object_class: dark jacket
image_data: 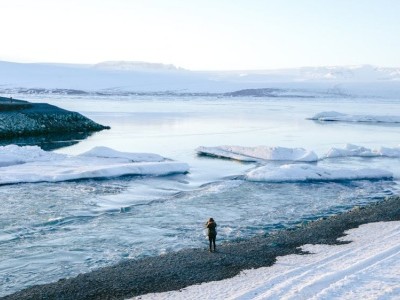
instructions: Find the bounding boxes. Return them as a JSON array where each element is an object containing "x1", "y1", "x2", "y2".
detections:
[{"x1": 206, "y1": 221, "x2": 217, "y2": 237}]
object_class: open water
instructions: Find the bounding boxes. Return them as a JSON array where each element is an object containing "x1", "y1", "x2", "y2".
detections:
[{"x1": 1, "y1": 95, "x2": 400, "y2": 296}]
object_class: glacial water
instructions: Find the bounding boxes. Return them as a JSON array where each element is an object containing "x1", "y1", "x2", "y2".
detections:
[{"x1": 1, "y1": 95, "x2": 400, "y2": 296}]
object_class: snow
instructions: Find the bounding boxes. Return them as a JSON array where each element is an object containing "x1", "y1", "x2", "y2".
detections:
[
  {"x1": 93, "y1": 61, "x2": 183, "y2": 72},
  {"x1": 197, "y1": 144, "x2": 400, "y2": 162},
  {"x1": 245, "y1": 164, "x2": 393, "y2": 182},
  {"x1": 79, "y1": 146, "x2": 165, "y2": 162},
  {"x1": 1, "y1": 60, "x2": 400, "y2": 96},
  {"x1": 309, "y1": 111, "x2": 400, "y2": 123},
  {"x1": 0, "y1": 144, "x2": 64, "y2": 167},
  {"x1": 0, "y1": 145, "x2": 189, "y2": 184},
  {"x1": 196, "y1": 146, "x2": 318, "y2": 162},
  {"x1": 196, "y1": 144, "x2": 398, "y2": 182},
  {"x1": 324, "y1": 144, "x2": 400, "y2": 159},
  {"x1": 377, "y1": 146, "x2": 400, "y2": 158},
  {"x1": 131, "y1": 221, "x2": 400, "y2": 300}
]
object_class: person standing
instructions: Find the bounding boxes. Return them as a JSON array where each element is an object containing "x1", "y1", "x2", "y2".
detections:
[{"x1": 205, "y1": 217, "x2": 217, "y2": 252}]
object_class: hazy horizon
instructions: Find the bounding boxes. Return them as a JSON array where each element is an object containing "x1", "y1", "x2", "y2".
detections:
[
  {"x1": 1, "y1": 59, "x2": 399, "y2": 73},
  {"x1": 1, "y1": 0, "x2": 399, "y2": 70}
]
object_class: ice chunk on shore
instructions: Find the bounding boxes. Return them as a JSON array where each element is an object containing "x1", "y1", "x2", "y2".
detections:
[
  {"x1": 309, "y1": 111, "x2": 400, "y2": 123},
  {"x1": 325, "y1": 144, "x2": 400, "y2": 158},
  {"x1": 246, "y1": 163, "x2": 393, "y2": 182},
  {"x1": 196, "y1": 145, "x2": 318, "y2": 162},
  {"x1": 0, "y1": 145, "x2": 189, "y2": 184}
]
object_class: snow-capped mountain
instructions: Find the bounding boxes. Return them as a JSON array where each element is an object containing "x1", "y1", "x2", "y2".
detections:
[
  {"x1": 93, "y1": 61, "x2": 185, "y2": 72},
  {"x1": 0, "y1": 60, "x2": 399, "y2": 97}
]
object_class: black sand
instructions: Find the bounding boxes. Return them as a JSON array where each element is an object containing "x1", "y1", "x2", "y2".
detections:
[{"x1": 2, "y1": 196, "x2": 400, "y2": 300}]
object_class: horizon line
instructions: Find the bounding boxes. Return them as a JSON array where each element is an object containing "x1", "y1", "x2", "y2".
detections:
[{"x1": 1, "y1": 59, "x2": 399, "y2": 72}]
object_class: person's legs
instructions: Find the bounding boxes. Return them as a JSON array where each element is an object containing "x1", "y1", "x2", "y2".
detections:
[
  {"x1": 212, "y1": 236, "x2": 216, "y2": 252},
  {"x1": 209, "y1": 237, "x2": 212, "y2": 251}
]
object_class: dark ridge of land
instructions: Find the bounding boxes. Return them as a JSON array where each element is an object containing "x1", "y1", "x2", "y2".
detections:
[
  {"x1": 2, "y1": 196, "x2": 400, "y2": 300},
  {"x1": 0, "y1": 96, "x2": 110, "y2": 149}
]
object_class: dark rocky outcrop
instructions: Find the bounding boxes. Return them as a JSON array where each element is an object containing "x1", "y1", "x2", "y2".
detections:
[{"x1": 0, "y1": 97, "x2": 110, "y2": 149}]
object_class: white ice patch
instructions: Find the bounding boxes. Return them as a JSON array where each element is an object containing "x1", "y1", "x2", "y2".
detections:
[
  {"x1": 79, "y1": 146, "x2": 165, "y2": 162},
  {"x1": 324, "y1": 143, "x2": 400, "y2": 158},
  {"x1": 377, "y1": 145, "x2": 400, "y2": 157},
  {"x1": 325, "y1": 144, "x2": 379, "y2": 158},
  {"x1": 245, "y1": 163, "x2": 393, "y2": 182},
  {"x1": 0, "y1": 145, "x2": 189, "y2": 184},
  {"x1": 309, "y1": 111, "x2": 400, "y2": 123},
  {"x1": 196, "y1": 145, "x2": 318, "y2": 162},
  {"x1": 0, "y1": 144, "x2": 65, "y2": 167}
]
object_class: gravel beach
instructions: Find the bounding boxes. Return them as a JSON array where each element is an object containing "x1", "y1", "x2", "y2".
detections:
[{"x1": 2, "y1": 196, "x2": 400, "y2": 300}]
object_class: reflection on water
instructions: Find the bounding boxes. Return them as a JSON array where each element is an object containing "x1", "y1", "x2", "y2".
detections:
[{"x1": 0, "y1": 131, "x2": 97, "y2": 151}]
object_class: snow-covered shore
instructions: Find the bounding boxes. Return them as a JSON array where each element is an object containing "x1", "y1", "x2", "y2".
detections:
[
  {"x1": 4, "y1": 196, "x2": 400, "y2": 300},
  {"x1": 134, "y1": 221, "x2": 400, "y2": 300}
]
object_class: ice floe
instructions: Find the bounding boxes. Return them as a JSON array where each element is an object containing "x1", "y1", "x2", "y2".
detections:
[
  {"x1": 79, "y1": 146, "x2": 165, "y2": 162},
  {"x1": 309, "y1": 111, "x2": 400, "y2": 123},
  {"x1": 196, "y1": 145, "x2": 318, "y2": 162},
  {"x1": 197, "y1": 143, "x2": 400, "y2": 162},
  {"x1": 376, "y1": 146, "x2": 400, "y2": 157},
  {"x1": 0, "y1": 145, "x2": 189, "y2": 184},
  {"x1": 245, "y1": 163, "x2": 393, "y2": 182},
  {"x1": 324, "y1": 143, "x2": 400, "y2": 158}
]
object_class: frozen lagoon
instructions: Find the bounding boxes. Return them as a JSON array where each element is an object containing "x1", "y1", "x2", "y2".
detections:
[{"x1": 1, "y1": 95, "x2": 400, "y2": 296}]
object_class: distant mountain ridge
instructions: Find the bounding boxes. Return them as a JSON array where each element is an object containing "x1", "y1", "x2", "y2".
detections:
[
  {"x1": 1, "y1": 60, "x2": 400, "y2": 97},
  {"x1": 93, "y1": 61, "x2": 185, "y2": 72}
]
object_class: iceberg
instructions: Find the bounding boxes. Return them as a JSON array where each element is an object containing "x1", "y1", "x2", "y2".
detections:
[
  {"x1": 196, "y1": 145, "x2": 318, "y2": 162},
  {"x1": 0, "y1": 145, "x2": 189, "y2": 185},
  {"x1": 246, "y1": 163, "x2": 393, "y2": 182},
  {"x1": 309, "y1": 111, "x2": 400, "y2": 123},
  {"x1": 324, "y1": 144, "x2": 400, "y2": 158}
]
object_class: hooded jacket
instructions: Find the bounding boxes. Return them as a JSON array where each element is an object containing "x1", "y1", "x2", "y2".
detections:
[{"x1": 206, "y1": 221, "x2": 217, "y2": 237}]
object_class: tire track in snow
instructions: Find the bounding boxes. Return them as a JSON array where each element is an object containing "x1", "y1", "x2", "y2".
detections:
[
  {"x1": 291, "y1": 243, "x2": 400, "y2": 300},
  {"x1": 232, "y1": 223, "x2": 400, "y2": 300}
]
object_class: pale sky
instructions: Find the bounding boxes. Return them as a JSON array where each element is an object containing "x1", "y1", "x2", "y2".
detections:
[{"x1": 0, "y1": 0, "x2": 399, "y2": 70}]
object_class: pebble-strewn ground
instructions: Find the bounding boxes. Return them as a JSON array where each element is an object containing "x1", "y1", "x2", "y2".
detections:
[{"x1": 3, "y1": 196, "x2": 400, "y2": 300}]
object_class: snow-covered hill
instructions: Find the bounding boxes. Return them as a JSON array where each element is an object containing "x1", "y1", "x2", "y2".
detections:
[
  {"x1": 1, "y1": 61, "x2": 399, "y2": 97},
  {"x1": 93, "y1": 61, "x2": 185, "y2": 72}
]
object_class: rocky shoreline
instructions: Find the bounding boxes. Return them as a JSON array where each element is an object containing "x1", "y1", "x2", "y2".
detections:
[
  {"x1": 2, "y1": 196, "x2": 400, "y2": 300},
  {"x1": 0, "y1": 96, "x2": 109, "y2": 149}
]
